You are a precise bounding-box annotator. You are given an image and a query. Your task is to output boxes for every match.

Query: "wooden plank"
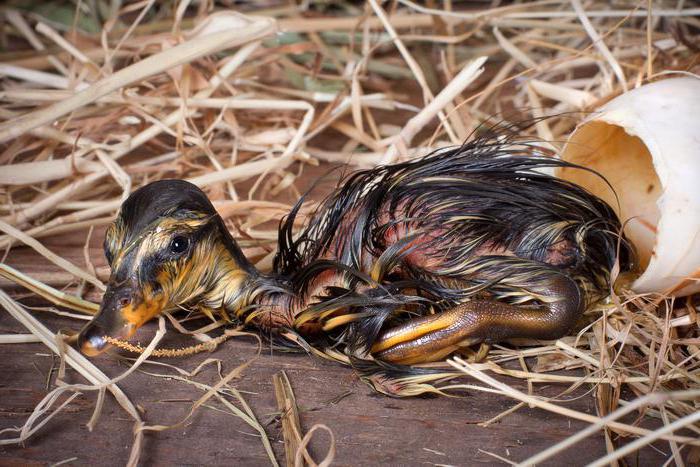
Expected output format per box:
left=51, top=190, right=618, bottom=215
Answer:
left=0, top=228, right=671, bottom=466
left=0, top=302, right=670, bottom=466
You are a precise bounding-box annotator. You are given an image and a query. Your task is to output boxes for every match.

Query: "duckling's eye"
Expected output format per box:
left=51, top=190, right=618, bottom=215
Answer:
left=170, top=236, right=189, bottom=254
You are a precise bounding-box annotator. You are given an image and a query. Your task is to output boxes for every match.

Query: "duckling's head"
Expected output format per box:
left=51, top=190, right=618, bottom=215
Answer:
left=78, top=180, right=252, bottom=356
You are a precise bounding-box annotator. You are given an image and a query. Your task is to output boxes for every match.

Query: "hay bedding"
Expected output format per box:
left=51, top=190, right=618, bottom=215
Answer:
left=0, top=0, right=699, bottom=465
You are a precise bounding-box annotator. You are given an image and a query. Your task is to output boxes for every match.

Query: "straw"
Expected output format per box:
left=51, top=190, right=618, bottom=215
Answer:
left=1, top=2, right=698, bottom=465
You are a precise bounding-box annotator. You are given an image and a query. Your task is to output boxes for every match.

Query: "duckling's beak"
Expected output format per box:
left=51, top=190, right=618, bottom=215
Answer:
left=78, top=282, right=163, bottom=356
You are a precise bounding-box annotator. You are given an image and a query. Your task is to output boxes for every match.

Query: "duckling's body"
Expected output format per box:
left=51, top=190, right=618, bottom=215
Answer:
left=78, top=137, right=632, bottom=374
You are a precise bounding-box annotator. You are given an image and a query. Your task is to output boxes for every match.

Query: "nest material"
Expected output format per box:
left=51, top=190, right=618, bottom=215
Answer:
left=0, top=1, right=699, bottom=465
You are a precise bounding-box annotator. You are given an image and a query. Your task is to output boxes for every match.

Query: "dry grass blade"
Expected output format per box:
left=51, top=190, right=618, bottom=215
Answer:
left=104, top=332, right=230, bottom=357
left=0, top=14, right=276, bottom=143
left=134, top=330, right=279, bottom=466
left=273, top=371, right=336, bottom=467
left=380, top=56, right=487, bottom=163
left=516, top=389, right=700, bottom=466
left=295, top=424, right=335, bottom=467
left=571, top=0, right=628, bottom=91
left=0, top=263, right=98, bottom=314
left=447, top=357, right=700, bottom=446
left=0, top=333, right=41, bottom=344
left=0, top=290, right=142, bottom=451
left=274, top=371, right=304, bottom=467
left=0, top=219, right=104, bottom=290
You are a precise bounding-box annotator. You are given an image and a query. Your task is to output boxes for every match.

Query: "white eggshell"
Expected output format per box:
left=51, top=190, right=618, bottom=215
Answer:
left=558, top=77, right=700, bottom=296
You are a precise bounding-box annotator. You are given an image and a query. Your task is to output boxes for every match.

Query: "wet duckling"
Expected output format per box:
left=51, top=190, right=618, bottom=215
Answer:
left=78, top=135, right=633, bottom=372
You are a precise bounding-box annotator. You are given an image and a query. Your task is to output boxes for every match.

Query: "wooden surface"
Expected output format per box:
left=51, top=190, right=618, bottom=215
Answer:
left=0, top=226, right=673, bottom=466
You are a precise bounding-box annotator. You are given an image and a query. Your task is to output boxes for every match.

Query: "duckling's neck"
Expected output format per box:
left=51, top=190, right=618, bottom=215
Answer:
left=237, top=272, right=297, bottom=329
left=193, top=237, right=295, bottom=330
left=179, top=221, right=298, bottom=330
left=195, top=269, right=293, bottom=331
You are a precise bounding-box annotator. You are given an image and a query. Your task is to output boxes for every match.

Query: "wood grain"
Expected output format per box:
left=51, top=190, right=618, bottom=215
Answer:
left=1, top=235, right=670, bottom=466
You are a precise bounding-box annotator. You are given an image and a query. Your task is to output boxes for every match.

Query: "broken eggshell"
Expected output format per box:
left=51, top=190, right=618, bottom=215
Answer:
left=557, top=77, right=700, bottom=296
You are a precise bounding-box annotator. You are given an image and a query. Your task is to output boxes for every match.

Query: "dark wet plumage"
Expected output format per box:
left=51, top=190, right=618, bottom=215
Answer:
left=78, top=130, right=634, bottom=395
left=273, top=136, right=632, bottom=356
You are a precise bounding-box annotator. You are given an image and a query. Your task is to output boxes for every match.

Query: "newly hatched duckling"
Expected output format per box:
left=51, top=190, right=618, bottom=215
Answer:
left=78, top=136, right=633, bottom=370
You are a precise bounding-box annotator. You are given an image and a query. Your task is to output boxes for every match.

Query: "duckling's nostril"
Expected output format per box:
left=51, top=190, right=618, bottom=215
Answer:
left=118, top=296, right=131, bottom=307
left=79, top=323, right=109, bottom=356
left=85, top=334, right=107, bottom=352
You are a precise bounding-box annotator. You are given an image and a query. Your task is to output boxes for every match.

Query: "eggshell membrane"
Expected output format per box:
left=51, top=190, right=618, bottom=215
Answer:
left=558, top=77, right=700, bottom=296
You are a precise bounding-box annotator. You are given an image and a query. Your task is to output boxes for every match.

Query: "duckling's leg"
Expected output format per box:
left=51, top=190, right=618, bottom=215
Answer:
left=371, top=271, right=583, bottom=365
